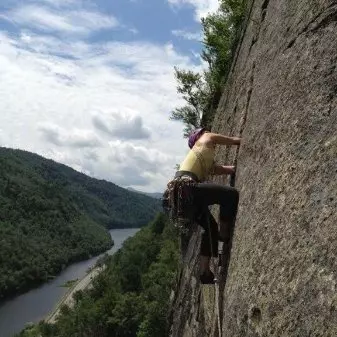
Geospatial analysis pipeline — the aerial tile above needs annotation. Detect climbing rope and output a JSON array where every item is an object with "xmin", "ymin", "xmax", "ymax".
[{"xmin": 215, "ymin": 278, "xmax": 222, "ymax": 337}]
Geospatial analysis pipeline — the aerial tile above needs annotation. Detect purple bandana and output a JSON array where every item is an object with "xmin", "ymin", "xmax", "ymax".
[{"xmin": 188, "ymin": 128, "xmax": 206, "ymax": 149}]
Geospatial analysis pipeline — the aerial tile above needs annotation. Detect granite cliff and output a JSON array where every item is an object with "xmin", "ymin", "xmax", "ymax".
[{"xmin": 169, "ymin": 0, "xmax": 337, "ymax": 336}]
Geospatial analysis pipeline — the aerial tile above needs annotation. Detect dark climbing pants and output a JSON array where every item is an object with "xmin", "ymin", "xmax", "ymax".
[{"xmin": 189, "ymin": 183, "xmax": 239, "ymax": 257}]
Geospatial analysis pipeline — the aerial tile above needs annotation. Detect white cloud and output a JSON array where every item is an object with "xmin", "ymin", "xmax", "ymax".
[
  {"xmin": 93, "ymin": 113, "xmax": 150, "ymax": 140},
  {"xmin": 18, "ymin": 31, "xmax": 92, "ymax": 58},
  {"xmin": 38, "ymin": 123, "xmax": 102, "ymax": 148},
  {"xmin": 172, "ymin": 29, "xmax": 201, "ymax": 41},
  {"xmin": 103, "ymin": 141, "xmax": 173, "ymax": 187},
  {"xmin": 168, "ymin": 0, "xmax": 219, "ymax": 20},
  {"xmin": 1, "ymin": 4, "xmax": 118, "ymax": 35},
  {"xmin": 0, "ymin": 29, "xmax": 194, "ymax": 192}
]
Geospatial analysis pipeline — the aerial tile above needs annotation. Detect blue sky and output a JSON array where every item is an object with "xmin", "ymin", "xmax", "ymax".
[
  {"xmin": 0, "ymin": 0, "xmax": 218, "ymax": 192},
  {"xmin": 96, "ymin": 0, "xmax": 200, "ymax": 48},
  {"xmin": 0, "ymin": 0, "xmax": 206, "ymax": 56}
]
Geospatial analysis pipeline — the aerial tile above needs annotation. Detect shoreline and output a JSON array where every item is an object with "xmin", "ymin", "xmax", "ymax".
[
  {"xmin": 46, "ymin": 266, "xmax": 104, "ymax": 324},
  {"xmin": 0, "ymin": 243, "xmax": 113, "ymax": 305},
  {"xmin": 0, "ymin": 228, "xmax": 140, "ymax": 337}
]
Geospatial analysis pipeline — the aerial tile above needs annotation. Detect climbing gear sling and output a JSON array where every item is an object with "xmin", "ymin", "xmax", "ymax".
[{"xmin": 162, "ymin": 171, "xmax": 198, "ymax": 233}]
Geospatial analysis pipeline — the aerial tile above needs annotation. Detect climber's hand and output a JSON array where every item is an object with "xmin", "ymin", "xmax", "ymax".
[{"xmin": 213, "ymin": 165, "xmax": 235, "ymax": 175}]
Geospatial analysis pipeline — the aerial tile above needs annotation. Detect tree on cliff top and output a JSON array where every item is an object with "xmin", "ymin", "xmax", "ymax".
[{"xmin": 171, "ymin": 0, "xmax": 246, "ymax": 136}]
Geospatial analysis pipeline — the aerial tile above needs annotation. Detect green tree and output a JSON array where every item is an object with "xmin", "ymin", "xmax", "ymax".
[
  {"xmin": 170, "ymin": 68, "xmax": 210, "ymax": 136},
  {"xmin": 16, "ymin": 214, "xmax": 179, "ymax": 337},
  {"xmin": 171, "ymin": 0, "xmax": 247, "ymax": 136}
]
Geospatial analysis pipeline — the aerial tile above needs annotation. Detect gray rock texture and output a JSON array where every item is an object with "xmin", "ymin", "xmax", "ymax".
[{"xmin": 169, "ymin": 0, "xmax": 337, "ymax": 336}]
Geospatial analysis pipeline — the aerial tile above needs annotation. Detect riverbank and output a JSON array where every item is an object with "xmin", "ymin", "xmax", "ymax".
[
  {"xmin": 46, "ymin": 266, "xmax": 104, "ymax": 323},
  {"xmin": 0, "ymin": 228, "xmax": 140, "ymax": 337},
  {"xmin": 16, "ymin": 214, "xmax": 178, "ymax": 337}
]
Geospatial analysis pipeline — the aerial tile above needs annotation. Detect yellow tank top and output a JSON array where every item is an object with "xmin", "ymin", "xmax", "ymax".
[{"xmin": 179, "ymin": 142, "xmax": 215, "ymax": 181}]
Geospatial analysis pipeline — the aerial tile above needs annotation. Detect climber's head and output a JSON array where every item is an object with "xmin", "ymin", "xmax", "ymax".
[{"xmin": 188, "ymin": 127, "xmax": 206, "ymax": 149}]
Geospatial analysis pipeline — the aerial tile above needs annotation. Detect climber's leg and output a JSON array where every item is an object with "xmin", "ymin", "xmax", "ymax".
[
  {"xmin": 198, "ymin": 209, "xmax": 219, "ymax": 259},
  {"xmin": 219, "ymin": 218, "xmax": 232, "ymax": 243},
  {"xmin": 219, "ymin": 188, "xmax": 239, "ymax": 242},
  {"xmin": 190, "ymin": 184, "xmax": 239, "ymax": 283},
  {"xmin": 199, "ymin": 264, "xmax": 215, "ymax": 284},
  {"xmin": 197, "ymin": 209, "xmax": 218, "ymax": 284},
  {"xmin": 200, "ymin": 255, "xmax": 211, "ymax": 273},
  {"xmin": 191, "ymin": 183, "xmax": 239, "ymax": 243},
  {"xmin": 230, "ymin": 171, "xmax": 236, "ymax": 187},
  {"xmin": 191, "ymin": 183, "xmax": 239, "ymax": 209}
]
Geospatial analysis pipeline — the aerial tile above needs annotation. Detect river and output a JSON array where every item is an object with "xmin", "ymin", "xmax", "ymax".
[{"xmin": 0, "ymin": 228, "xmax": 140, "ymax": 337}]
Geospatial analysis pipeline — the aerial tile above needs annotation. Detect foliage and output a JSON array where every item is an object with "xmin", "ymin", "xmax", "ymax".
[
  {"xmin": 0, "ymin": 147, "xmax": 160, "ymax": 299},
  {"xmin": 60, "ymin": 279, "xmax": 78, "ymax": 288},
  {"xmin": 171, "ymin": 68, "xmax": 211, "ymax": 136},
  {"xmin": 0, "ymin": 147, "xmax": 160, "ymax": 228},
  {"xmin": 171, "ymin": 0, "xmax": 247, "ymax": 135},
  {"xmin": 16, "ymin": 213, "xmax": 179, "ymax": 337}
]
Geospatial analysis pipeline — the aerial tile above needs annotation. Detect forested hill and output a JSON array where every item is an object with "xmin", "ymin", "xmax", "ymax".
[
  {"xmin": 0, "ymin": 147, "xmax": 160, "ymax": 228},
  {"xmin": 0, "ymin": 147, "xmax": 160, "ymax": 300},
  {"xmin": 17, "ymin": 213, "xmax": 179, "ymax": 337}
]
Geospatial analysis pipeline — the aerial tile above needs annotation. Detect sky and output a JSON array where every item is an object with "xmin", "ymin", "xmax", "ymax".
[{"xmin": 0, "ymin": 0, "xmax": 219, "ymax": 193}]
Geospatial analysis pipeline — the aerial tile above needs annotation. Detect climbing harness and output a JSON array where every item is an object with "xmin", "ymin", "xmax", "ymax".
[
  {"xmin": 162, "ymin": 147, "xmax": 213, "ymax": 232},
  {"xmin": 162, "ymin": 173, "xmax": 197, "ymax": 233}
]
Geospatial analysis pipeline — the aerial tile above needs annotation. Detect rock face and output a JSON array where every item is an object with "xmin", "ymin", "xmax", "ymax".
[{"xmin": 169, "ymin": 0, "xmax": 337, "ymax": 336}]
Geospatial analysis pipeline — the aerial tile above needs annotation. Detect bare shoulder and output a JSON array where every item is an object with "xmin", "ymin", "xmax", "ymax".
[{"xmin": 197, "ymin": 132, "xmax": 215, "ymax": 147}]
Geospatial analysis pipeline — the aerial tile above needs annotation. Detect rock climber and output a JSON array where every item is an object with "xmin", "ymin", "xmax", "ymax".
[{"xmin": 165, "ymin": 128, "xmax": 241, "ymax": 284}]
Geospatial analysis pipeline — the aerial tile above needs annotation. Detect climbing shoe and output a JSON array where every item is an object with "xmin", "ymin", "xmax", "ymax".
[{"xmin": 200, "ymin": 271, "xmax": 215, "ymax": 284}]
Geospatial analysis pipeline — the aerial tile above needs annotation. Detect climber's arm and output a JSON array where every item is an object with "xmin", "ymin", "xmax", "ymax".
[
  {"xmin": 212, "ymin": 165, "xmax": 235, "ymax": 176},
  {"xmin": 209, "ymin": 133, "xmax": 241, "ymax": 145},
  {"xmin": 201, "ymin": 132, "xmax": 241, "ymax": 146}
]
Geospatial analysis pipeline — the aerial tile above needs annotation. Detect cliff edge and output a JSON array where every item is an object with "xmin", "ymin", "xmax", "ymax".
[{"xmin": 169, "ymin": 0, "xmax": 337, "ymax": 336}]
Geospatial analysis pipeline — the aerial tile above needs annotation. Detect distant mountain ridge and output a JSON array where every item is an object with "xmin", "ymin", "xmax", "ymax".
[
  {"xmin": 0, "ymin": 147, "xmax": 161, "ymax": 299},
  {"xmin": 127, "ymin": 187, "xmax": 163, "ymax": 199}
]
